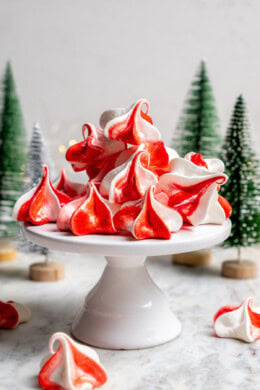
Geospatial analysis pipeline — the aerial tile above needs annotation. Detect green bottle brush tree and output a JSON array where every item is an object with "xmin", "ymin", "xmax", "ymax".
[
  {"xmin": 0, "ymin": 62, "xmax": 27, "ymax": 240},
  {"xmin": 221, "ymin": 95, "xmax": 260, "ymax": 279},
  {"xmin": 173, "ymin": 60, "xmax": 222, "ymax": 158}
]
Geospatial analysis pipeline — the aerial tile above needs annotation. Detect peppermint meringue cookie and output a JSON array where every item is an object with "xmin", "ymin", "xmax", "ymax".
[
  {"xmin": 57, "ymin": 196, "xmax": 86, "ymax": 232},
  {"xmin": 13, "ymin": 166, "xmax": 71, "ymax": 225},
  {"xmin": 57, "ymin": 182, "xmax": 119, "ymax": 235},
  {"xmin": 158, "ymin": 152, "xmax": 231, "ymax": 225},
  {"xmin": 66, "ymin": 123, "xmax": 125, "ymax": 174},
  {"xmin": 159, "ymin": 154, "xmax": 227, "ymax": 190},
  {"xmin": 0, "ymin": 301, "xmax": 31, "ymax": 329},
  {"xmin": 87, "ymin": 152, "xmax": 120, "ymax": 188},
  {"xmin": 115, "ymin": 141, "xmax": 173, "ymax": 177},
  {"xmin": 100, "ymin": 150, "xmax": 158, "ymax": 203},
  {"xmin": 138, "ymin": 142, "xmax": 173, "ymax": 176},
  {"xmin": 100, "ymin": 99, "xmax": 161, "ymax": 145},
  {"xmin": 168, "ymin": 182, "xmax": 227, "ymax": 226},
  {"xmin": 54, "ymin": 169, "xmax": 87, "ymax": 198},
  {"xmin": 38, "ymin": 332, "xmax": 107, "ymax": 390},
  {"xmin": 113, "ymin": 185, "xmax": 183, "ymax": 239},
  {"xmin": 214, "ymin": 298, "xmax": 260, "ymax": 343}
]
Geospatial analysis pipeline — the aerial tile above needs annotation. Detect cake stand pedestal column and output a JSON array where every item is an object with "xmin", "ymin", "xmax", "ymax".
[{"xmin": 71, "ymin": 255, "xmax": 181, "ymax": 350}]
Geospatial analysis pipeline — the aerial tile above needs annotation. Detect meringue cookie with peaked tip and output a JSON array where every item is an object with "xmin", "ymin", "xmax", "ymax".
[
  {"xmin": 88, "ymin": 152, "xmax": 121, "ymax": 187},
  {"xmin": 168, "ymin": 182, "xmax": 226, "ymax": 226},
  {"xmin": 214, "ymin": 297, "xmax": 260, "ymax": 343},
  {"xmin": 159, "ymin": 157, "xmax": 227, "ymax": 191},
  {"xmin": 158, "ymin": 152, "xmax": 230, "ymax": 225},
  {"xmin": 57, "ymin": 195, "xmax": 87, "ymax": 232},
  {"xmin": 13, "ymin": 166, "xmax": 71, "ymax": 225},
  {"xmin": 142, "ymin": 142, "xmax": 173, "ymax": 176},
  {"xmin": 115, "ymin": 143, "xmax": 177, "ymax": 178},
  {"xmin": 100, "ymin": 150, "xmax": 158, "ymax": 203},
  {"xmin": 66, "ymin": 123, "xmax": 125, "ymax": 173},
  {"xmin": 71, "ymin": 182, "xmax": 119, "ymax": 235},
  {"xmin": 57, "ymin": 182, "xmax": 119, "ymax": 235},
  {"xmin": 101, "ymin": 98, "xmax": 161, "ymax": 145},
  {"xmin": 113, "ymin": 185, "xmax": 183, "ymax": 239},
  {"xmin": 0, "ymin": 301, "xmax": 31, "ymax": 329},
  {"xmin": 38, "ymin": 332, "xmax": 107, "ymax": 390},
  {"xmin": 54, "ymin": 169, "xmax": 87, "ymax": 198}
]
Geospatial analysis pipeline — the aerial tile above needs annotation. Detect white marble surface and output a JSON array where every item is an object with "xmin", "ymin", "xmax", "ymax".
[{"xmin": 0, "ymin": 245, "xmax": 260, "ymax": 390}]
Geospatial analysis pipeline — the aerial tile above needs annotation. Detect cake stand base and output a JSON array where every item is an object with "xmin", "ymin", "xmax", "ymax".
[{"xmin": 71, "ymin": 255, "xmax": 181, "ymax": 349}]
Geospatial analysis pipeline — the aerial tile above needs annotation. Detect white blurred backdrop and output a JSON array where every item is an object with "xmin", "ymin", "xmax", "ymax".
[{"xmin": 0, "ymin": 0, "xmax": 259, "ymax": 174}]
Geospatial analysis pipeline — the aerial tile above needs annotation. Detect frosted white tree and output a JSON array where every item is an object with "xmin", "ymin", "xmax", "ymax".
[
  {"xmin": 24, "ymin": 122, "xmax": 56, "ymax": 190},
  {"xmin": 19, "ymin": 122, "xmax": 56, "ymax": 254}
]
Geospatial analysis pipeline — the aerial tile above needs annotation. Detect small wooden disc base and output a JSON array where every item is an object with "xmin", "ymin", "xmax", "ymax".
[
  {"xmin": 29, "ymin": 261, "xmax": 64, "ymax": 281},
  {"xmin": 0, "ymin": 245, "xmax": 17, "ymax": 262},
  {"xmin": 222, "ymin": 260, "xmax": 257, "ymax": 279},
  {"xmin": 173, "ymin": 250, "xmax": 211, "ymax": 266}
]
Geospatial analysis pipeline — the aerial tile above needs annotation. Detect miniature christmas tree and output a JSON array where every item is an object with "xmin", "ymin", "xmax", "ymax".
[
  {"xmin": 0, "ymin": 62, "xmax": 27, "ymax": 238},
  {"xmin": 221, "ymin": 95, "xmax": 260, "ymax": 278},
  {"xmin": 24, "ymin": 122, "xmax": 56, "ymax": 191},
  {"xmin": 19, "ymin": 122, "xmax": 56, "ymax": 253},
  {"xmin": 173, "ymin": 60, "xmax": 221, "ymax": 158}
]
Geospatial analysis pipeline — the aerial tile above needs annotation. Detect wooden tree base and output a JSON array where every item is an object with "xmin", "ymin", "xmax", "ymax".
[
  {"xmin": 29, "ymin": 262, "xmax": 65, "ymax": 282},
  {"xmin": 0, "ymin": 245, "xmax": 17, "ymax": 262},
  {"xmin": 173, "ymin": 250, "xmax": 211, "ymax": 266},
  {"xmin": 222, "ymin": 260, "xmax": 257, "ymax": 279}
]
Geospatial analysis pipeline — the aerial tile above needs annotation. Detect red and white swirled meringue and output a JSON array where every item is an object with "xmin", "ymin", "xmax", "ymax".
[
  {"xmin": 38, "ymin": 332, "xmax": 107, "ymax": 390},
  {"xmin": 66, "ymin": 123, "xmax": 125, "ymax": 175},
  {"xmin": 100, "ymin": 99, "xmax": 161, "ymax": 145},
  {"xmin": 214, "ymin": 298, "xmax": 260, "ymax": 343},
  {"xmin": 113, "ymin": 185, "xmax": 183, "ymax": 239},
  {"xmin": 167, "ymin": 182, "xmax": 228, "ymax": 225},
  {"xmin": 99, "ymin": 150, "xmax": 158, "ymax": 203},
  {"xmin": 56, "ymin": 196, "xmax": 86, "ymax": 232},
  {"xmin": 159, "ymin": 153, "xmax": 227, "ymax": 190},
  {"xmin": 57, "ymin": 182, "xmax": 119, "ymax": 235},
  {"xmin": 114, "ymin": 142, "xmax": 177, "ymax": 177},
  {"xmin": 13, "ymin": 166, "xmax": 71, "ymax": 225},
  {"xmin": 158, "ymin": 153, "xmax": 230, "ymax": 225},
  {"xmin": 54, "ymin": 169, "xmax": 87, "ymax": 198},
  {"xmin": 0, "ymin": 301, "xmax": 31, "ymax": 329}
]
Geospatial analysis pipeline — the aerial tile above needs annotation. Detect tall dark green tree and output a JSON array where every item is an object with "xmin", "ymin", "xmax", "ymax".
[
  {"xmin": 0, "ymin": 62, "xmax": 27, "ymax": 238},
  {"xmin": 221, "ymin": 95, "xmax": 260, "ymax": 256},
  {"xmin": 173, "ymin": 60, "xmax": 221, "ymax": 158}
]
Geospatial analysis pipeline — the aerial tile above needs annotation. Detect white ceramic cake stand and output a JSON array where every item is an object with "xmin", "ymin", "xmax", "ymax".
[{"xmin": 23, "ymin": 220, "xmax": 231, "ymax": 350}]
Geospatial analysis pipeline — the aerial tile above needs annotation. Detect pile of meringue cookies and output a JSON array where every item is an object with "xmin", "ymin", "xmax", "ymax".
[
  {"xmin": 13, "ymin": 99, "xmax": 232, "ymax": 239},
  {"xmin": 6, "ymin": 100, "xmax": 260, "ymax": 388}
]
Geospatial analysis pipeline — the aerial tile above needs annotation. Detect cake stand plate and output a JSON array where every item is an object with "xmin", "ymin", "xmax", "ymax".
[{"xmin": 23, "ymin": 220, "xmax": 231, "ymax": 350}]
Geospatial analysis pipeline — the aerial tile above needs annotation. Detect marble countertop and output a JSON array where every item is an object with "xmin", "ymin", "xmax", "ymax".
[{"xmin": 0, "ymin": 245, "xmax": 260, "ymax": 390}]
